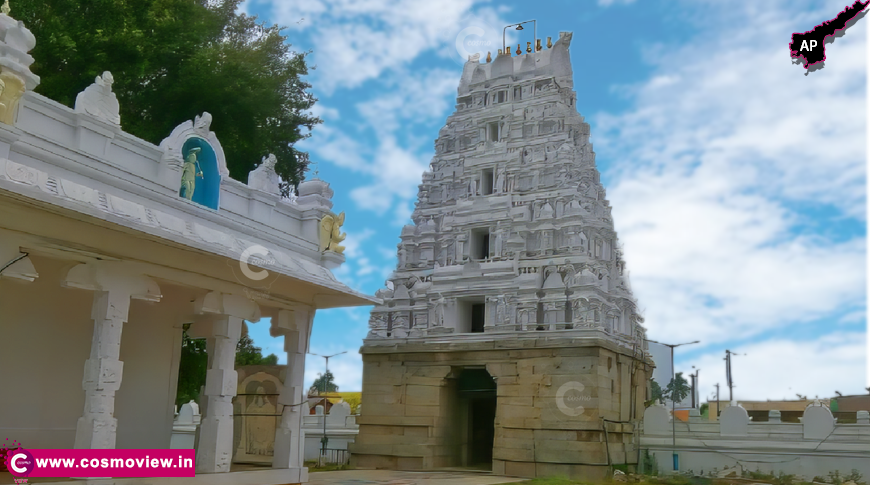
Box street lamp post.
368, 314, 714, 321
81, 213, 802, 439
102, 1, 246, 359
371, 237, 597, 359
502, 20, 537, 55
647, 339, 700, 474
309, 351, 347, 460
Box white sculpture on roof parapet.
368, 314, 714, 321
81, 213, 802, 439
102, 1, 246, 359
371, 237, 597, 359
75, 71, 121, 125
247, 153, 280, 195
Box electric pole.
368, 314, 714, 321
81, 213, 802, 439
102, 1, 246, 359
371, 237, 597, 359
724, 350, 746, 403
725, 350, 733, 402
309, 351, 347, 460
714, 383, 720, 417
646, 338, 700, 473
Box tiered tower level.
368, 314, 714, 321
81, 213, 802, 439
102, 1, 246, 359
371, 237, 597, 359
367, 32, 645, 344
351, 32, 653, 479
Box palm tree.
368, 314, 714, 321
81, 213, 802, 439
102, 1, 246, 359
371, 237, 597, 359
665, 372, 691, 404
309, 370, 338, 395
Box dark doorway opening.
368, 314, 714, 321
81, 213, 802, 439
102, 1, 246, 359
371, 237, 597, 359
456, 368, 496, 469
471, 303, 485, 333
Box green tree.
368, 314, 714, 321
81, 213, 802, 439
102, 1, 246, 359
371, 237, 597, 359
665, 372, 691, 403
175, 331, 208, 407
309, 370, 338, 395
174, 330, 277, 407
15, 0, 320, 194
235, 333, 278, 366
646, 378, 664, 407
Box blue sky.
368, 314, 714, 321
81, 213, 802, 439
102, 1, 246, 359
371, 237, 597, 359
241, 0, 867, 402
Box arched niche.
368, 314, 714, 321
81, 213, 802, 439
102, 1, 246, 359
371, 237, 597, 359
181, 137, 220, 210
159, 112, 228, 210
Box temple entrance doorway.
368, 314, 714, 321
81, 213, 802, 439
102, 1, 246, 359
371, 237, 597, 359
455, 368, 496, 469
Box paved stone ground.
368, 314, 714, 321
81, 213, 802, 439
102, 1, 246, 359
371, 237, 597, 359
307, 469, 527, 485
0, 468, 528, 485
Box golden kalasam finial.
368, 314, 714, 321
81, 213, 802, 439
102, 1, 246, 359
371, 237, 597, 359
1, 0, 10, 15
526, 42, 532, 53
506, 47, 511, 57
497, 49, 503, 56
547, 36, 553, 49
515, 44, 521, 56
486, 51, 492, 63
536, 39, 542, 51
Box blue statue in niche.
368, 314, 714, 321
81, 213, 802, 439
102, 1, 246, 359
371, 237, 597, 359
179, 147, 203, 200
178, 138, 220, 210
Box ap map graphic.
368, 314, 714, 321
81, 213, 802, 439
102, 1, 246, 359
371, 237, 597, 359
789, 0, 869, 70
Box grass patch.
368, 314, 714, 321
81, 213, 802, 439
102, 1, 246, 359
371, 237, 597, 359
521, 475, 704, 485
522, 478, 587, 485
303, 460, 351, 472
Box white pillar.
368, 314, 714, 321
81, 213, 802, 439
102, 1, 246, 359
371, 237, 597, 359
196, 315, 243, 473
74, 290, 129, 449
188, 291, 260, 474
63, 262, 162, 449
272, 307, 313, 471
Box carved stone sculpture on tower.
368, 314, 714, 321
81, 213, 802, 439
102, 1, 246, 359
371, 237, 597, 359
75, 71, 121, 125
432, 293, 446, 327
495, 164, 507, 193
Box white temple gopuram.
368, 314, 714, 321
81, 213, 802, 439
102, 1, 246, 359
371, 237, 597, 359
349, 33, 653, 480
0, 8, 374, 485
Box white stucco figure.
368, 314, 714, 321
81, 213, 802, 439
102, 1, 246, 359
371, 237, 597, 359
248, 153, 280, 195
75, 71, 121, 125
433, 293, 446, 327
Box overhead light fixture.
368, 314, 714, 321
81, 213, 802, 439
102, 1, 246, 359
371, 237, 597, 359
516, 25, 524, 30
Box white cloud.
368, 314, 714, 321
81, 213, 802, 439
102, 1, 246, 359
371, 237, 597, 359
310, 103, 340, 121
305, 351, 364, 392
269, 0, 506, 92
685, 333, 866, 401
597, 0, 866, 351
840, 308, 866, 324
356, 69, 458, 134
304, 69, 457, 216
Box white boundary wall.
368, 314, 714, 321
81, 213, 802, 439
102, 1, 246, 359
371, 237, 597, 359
641, 401, 870, 479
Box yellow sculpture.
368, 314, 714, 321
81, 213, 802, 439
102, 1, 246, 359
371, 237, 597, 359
319, 212, 346, 254
0, 71, 24, 125
179, 147, 203, 200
